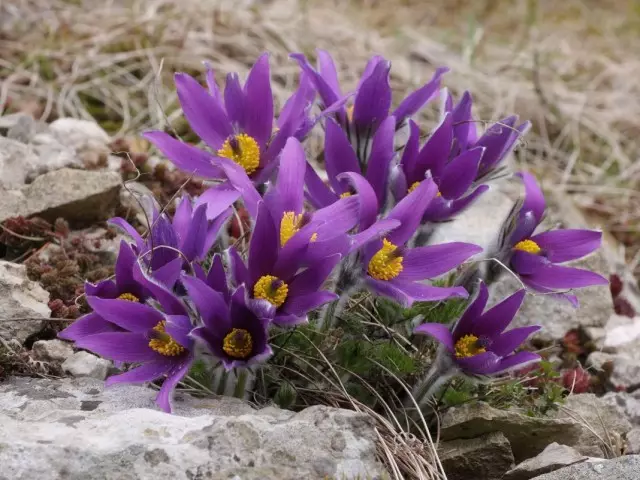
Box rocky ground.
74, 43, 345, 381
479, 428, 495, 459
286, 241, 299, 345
1, 116, 640, 479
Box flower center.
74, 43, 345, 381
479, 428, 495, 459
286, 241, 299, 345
117, 293, 139, 302
253, 275, 289, 307
148, 321, 184, 357
217, 133, 260, 175
454, 334, 487, 358
346, 105, 354, 123
279, 211, 316, 247
368, 239, 404, 281
408, 181, 441, 196
340, 192, 352, 198
222, 328, 253, 359
513, 239, 541, 255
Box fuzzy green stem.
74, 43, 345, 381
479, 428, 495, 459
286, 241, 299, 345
233, 369, 249, 399
410, 349, 457, 410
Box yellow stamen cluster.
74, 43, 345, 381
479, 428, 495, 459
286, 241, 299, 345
340, 192, 352, 198
148, 321, 184, 357
346, 105, 354, 123
217, 134, 260, 175
368, 239, 404, 281
454, 334, 486, 359
223, 328, 253, 359
280, 211, 317, 246
513, 239, 541, 255
408, 181, 441, 197
117, 293, 139, 302
253, 275, 289, 307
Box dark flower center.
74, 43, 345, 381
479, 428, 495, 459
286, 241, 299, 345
223, 328, 253, 359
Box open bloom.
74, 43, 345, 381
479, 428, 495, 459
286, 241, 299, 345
144, 54, 314, 188
497, 172, 607, 300
415, 282, 541, 375
182, 276, 274, 369
443, 90, 530, 183
344, 174, 482, 306
292, 50, 447, 165
110, 193, 232, 271
391, 116, 489, 222
74, 293, 194, 413
59, 240, 182, 342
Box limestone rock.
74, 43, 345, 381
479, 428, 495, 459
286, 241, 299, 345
49, 118, 110, 152
0, 137, 40, 189
602, 392, 640, 427
0, 260, 50, 343
32, 339, 74, 362
0, 168, 121, 224
62, 351, 111, 380
627, 428, 640, 454
503, 443, 588, 480
0, 377, 385, 480
529, 455, 640, 480
589, 350, 640, 391
439, 431, 515, 480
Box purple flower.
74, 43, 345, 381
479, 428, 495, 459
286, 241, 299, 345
347, 175, 483, 306
59, 240, 182, 342
110, 193, 232, 271
444, 90, 530, 183
498, 172, 607, 299
182, 276, 274, 370
391, 117, 489, 222
291, 51, 447, 163
415, 282, 541, 375
74, 293, 194, 413
144, 54, 314, 187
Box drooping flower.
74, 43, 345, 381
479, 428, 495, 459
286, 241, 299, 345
443, 89, 531, 183
59, 240, 182, 342
495, 172, 607, 300
143, 54, 315, 188
343, 174, 482, 306
73, 292, 194, 413
110, 192, 232, 271
181, 276, 274, 369
291, 50, 447, 165
390, 116, 489, 222
415, 281, 541, 375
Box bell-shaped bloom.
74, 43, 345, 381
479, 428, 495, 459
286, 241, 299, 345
58, 241, 182, 342
345, 174, 482, 306
391, 117, 489, 222
182, 276, 274, 370
497, 172, 607, 300
291, 50, 447, 165
110, 192, 232, 272
415, 281, 541, 375
143, 54, 316, 188
443, 90, 531, 183
73, 292, 194, 413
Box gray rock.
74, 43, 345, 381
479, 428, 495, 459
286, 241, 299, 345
529, 455, 640, 480
5, 113, 37, 143
62, 351, 111, 380
32, 339, 74, 362
602, 392, 640, 427
589, 350, 640, 391
439, 431, 515, 480
440, 402, 584, 462
49, 118, 110, 148
0, 137, 40, 189
504, 443, 588, 480
0, 377, 385, 480
0, 168, 121, 224
0, 260, 50, 343
627, 428, 640, 454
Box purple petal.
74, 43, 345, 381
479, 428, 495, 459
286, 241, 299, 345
106, 359, 174, 386
366, 277, 468, 307
490, 325, 541, 357
472, 289, 526, 338
243, 53, 273, 147
438, 147, 483, 199
204, 208, 231, 257
532, 229, 602, 263
400, 120, 421, 183
390, 164, 409, 204
132, 261, 186, 315
216, 157, 263, 218
195, 183, 241, 220
336, 171, 379, 231
172, 196, 193, 243
517, 171, 546, 224
316, 49, 342, 97
511, 250, 549, 275
174, 73, 232, 149
350, 218, 401, 252
364, 277, 411, 307
178, 203, 208, 262
304, 162, 338, 208
490, 351, 541, 374
207, 253, 230, 299
452, 282, 489, 340
324, 118, 361, 192
353, 60, 391, 130
152, 257, 183, 289
425, 184, 489, 222
204, 62, 223, 103
450, 91, 476, 152
87, 296, 163, 332
58, 312, 121, 341
413, 323, 455, 352
282, 291, 337, 317
164, 315, 194, 349
290, 53, 341, 116
399, 243, 482, 281
508, 210, 540, 246
456, 351, 501, 375
155, 355, 194, 413
411, 112, 453, 181
392, 67, 448, 124
311, 194, 361, 238
224, 72, 245, 128
181, 274, 230, 331
144, 131, 224, 179
76, 332, 161, 362
287, 254, 342, 296
248, 202, 278, 283
524, 264, 609, 290
386, 178, 438, 245
365, 116, 396, 206
84, 280, 118, 299
476, 116, 518, 173
227, 247, 250, 288
108, 218, 144, 251
277, 138, 306, 213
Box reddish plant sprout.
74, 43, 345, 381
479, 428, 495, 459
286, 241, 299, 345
562, 367, 591, 393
